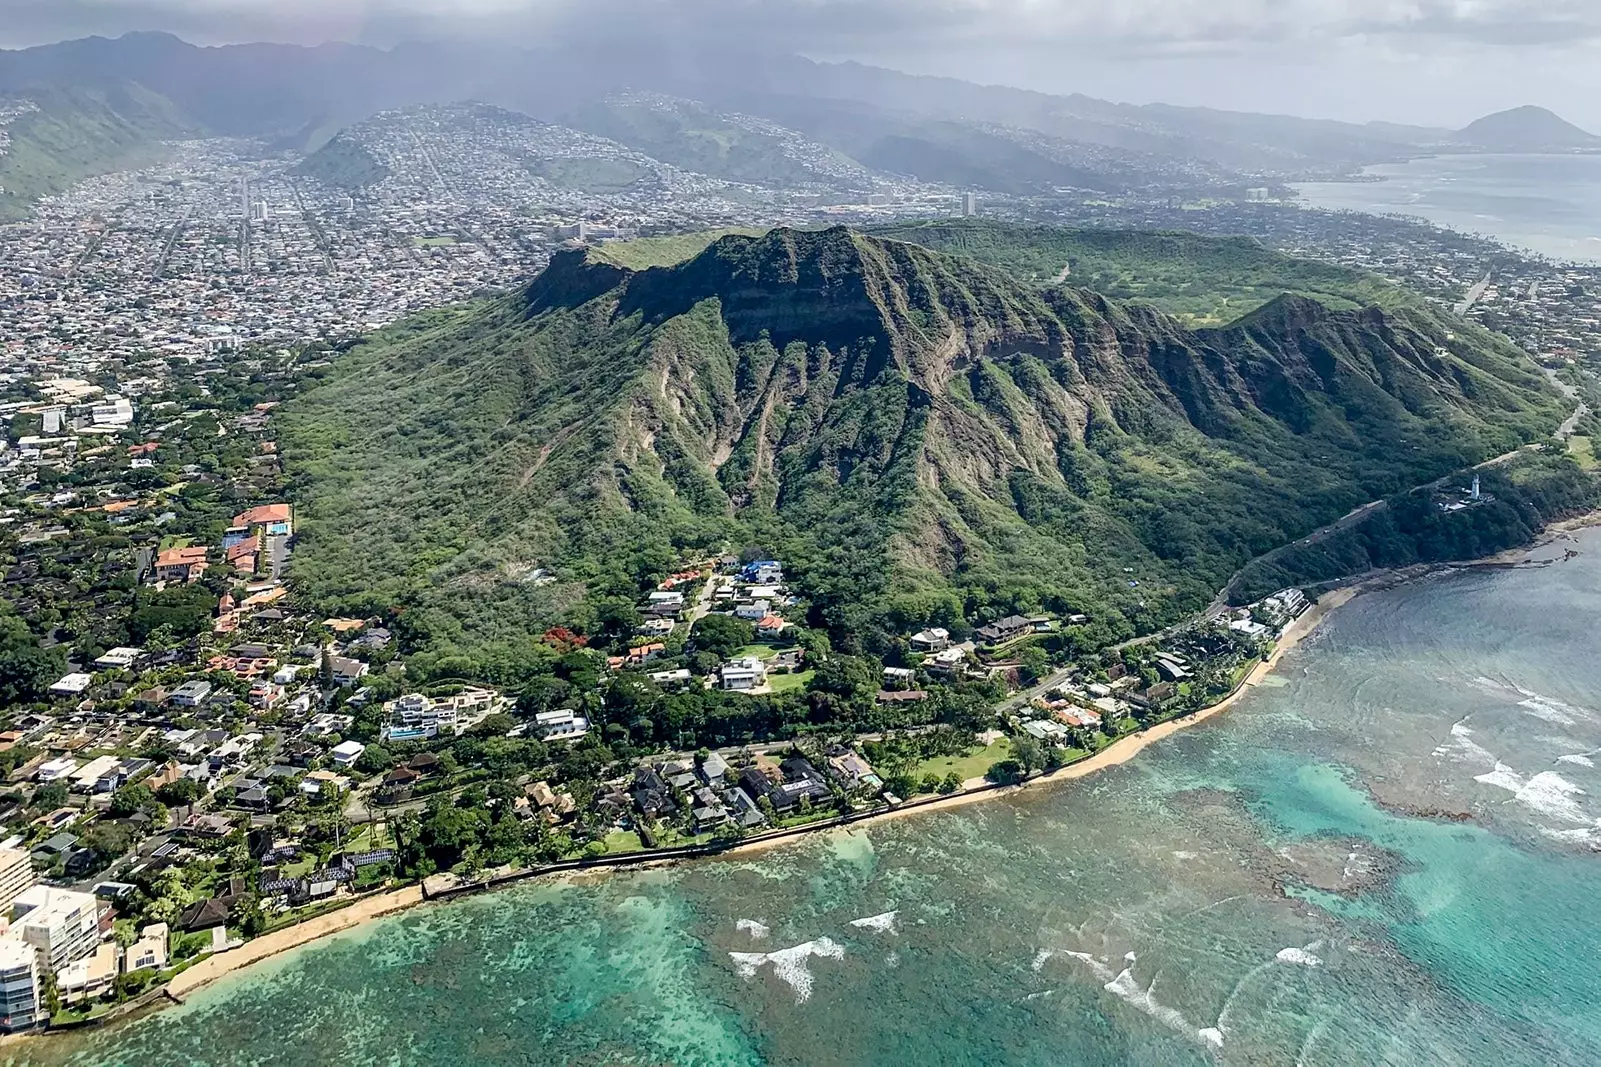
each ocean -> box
[1292,154,1601,264]
[14,529,1601,1067]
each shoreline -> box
[41,520,1598,1022]
[107,585,1365,1010]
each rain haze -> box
[2,0,1599,125]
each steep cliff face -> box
[283,226,1566,649]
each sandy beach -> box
[163,886,424,1000]
[70,583,1367,1012]
[863,584,1360,826]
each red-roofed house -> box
[757,615,786,638]
[233,503,293,537]
[155,546,209,583]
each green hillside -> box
[565,95,862,189]
[281,226,1568,669]
[874,219,1402,325]
[0,84,190,221]
[290,131,389,190]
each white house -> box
[36,758,78,784]
[92,647,142,671]
[720,656,768,691]
[48,674,91,697]
[534,709,590,742]
[909,627,951,652]
[329,740,366,768]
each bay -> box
[1293,154,1601,264]
[13,529,1601,1067]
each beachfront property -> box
[9,885,103,971]
[0,938,41,1032]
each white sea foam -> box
[1276,947,1323,967]
[1537,824,1601,845]
[1434,719,1498,765]
[1473,762,1526,793]
[849,911,899,934]
[1063,950,1116,983]
[729,937,845,1003]
[1515,772,1589,823]
[1171,850,1199,860]
[735,919,770,940]
[1031,949,1055,972]
[1557,754,1596,768]
[1066,952,1222,1048]
[1517,698,1578,726]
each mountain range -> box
[277,223,1567,661]
[0,32,1595,210]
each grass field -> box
[767,670,815,693]
[412,235,459,247]
[1569,435,1596,470]
[735,644,781,661]
[913,738,1013,783]
[601,829,644,854]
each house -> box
[124,923,169,973]
[732,600,770,622]
[329,740,366,768]
[883,666,916,688]
[93,647,142,671]
[327,656,367,688]
[36,757,78,784]
[643,590,685,617]
[698,751,730,787]
[637,617,677,639]
[726,786,766,828]
[721,656,767,691]
[976,615,1033,645]
[828,751,882,791]
[876,689,928,704]
[300,770,350,797]
[233,503,293,538]
[909,627,951,652]
[534,708,589,742]
[649,668,693,689]
[176,896,230,933]
[741,560,783,584]
[48,673,91,697]
[925,648,969,675]
[248,681,285,709]
[756,615,786,639]
[631,767,677,818]
[168,680,213,707]
[154,545,209,584]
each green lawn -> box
[1569,435,1596,470]
[767,670,814,693]
[412,235,458,247]
[601,829,644,854]
[913,738,1013,784]
[735,644,781,661]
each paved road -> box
[1453,270,1493,316]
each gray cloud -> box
[1,0,1598,127]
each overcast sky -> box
[3,0,1599,128]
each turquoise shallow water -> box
[16,532,1601,1066]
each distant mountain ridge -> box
[0,31,1504,193]
[1456,106,1599,152]
[278,224,1566,657]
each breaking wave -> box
[735,919,770,940]
[849,911,899,934]
[730,937,845,1003]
